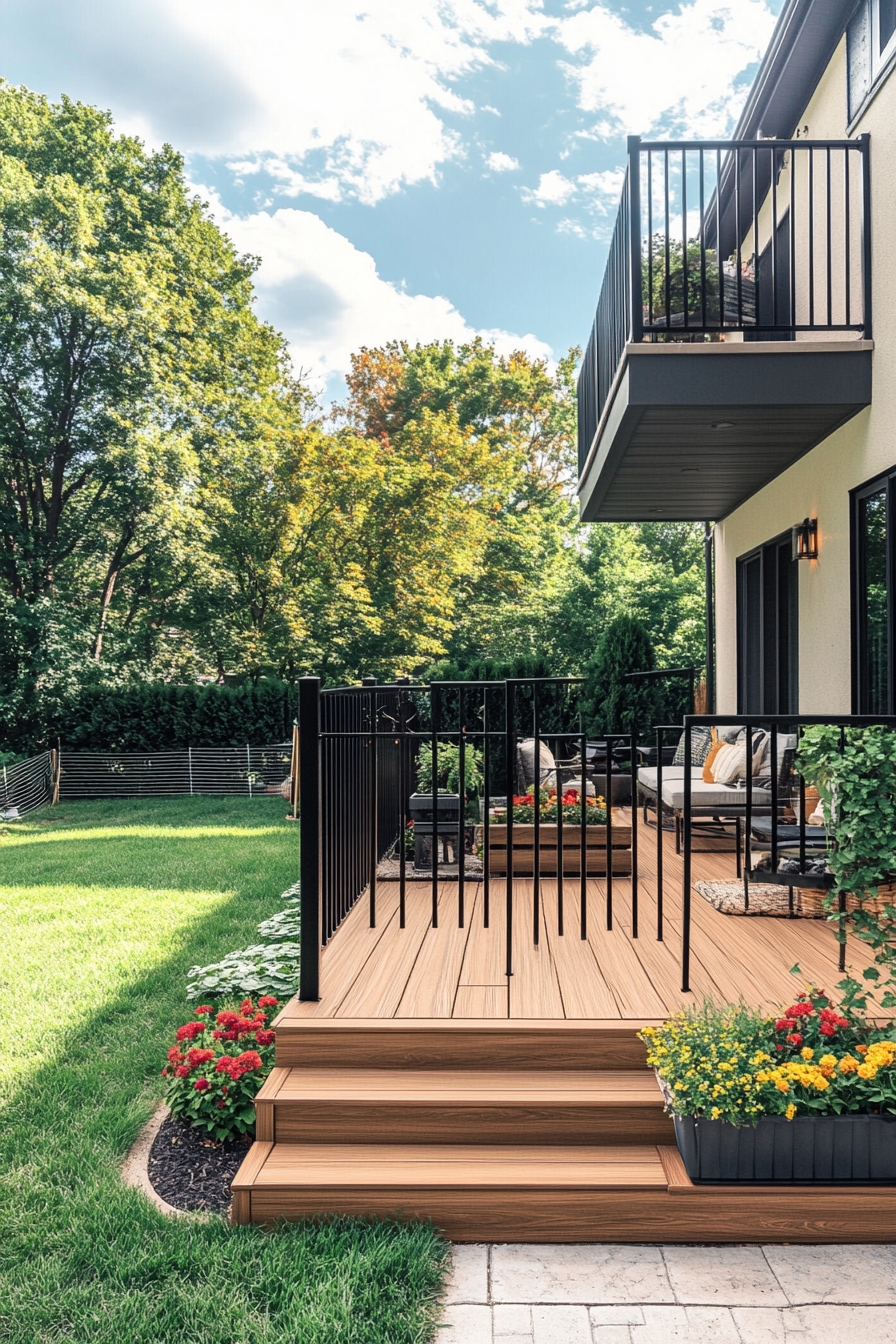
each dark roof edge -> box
[733,0,858,141]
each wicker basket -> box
[800,882,896,918]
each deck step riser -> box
[259,1101,674,1147]
[274,1029,650,1071]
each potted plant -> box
[409,742,484,868]
[641,990,896,1182]
[484,788,632,877]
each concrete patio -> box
[441,1241,896,1342]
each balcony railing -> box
[577,135,872,476]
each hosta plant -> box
[162,997,278,1141]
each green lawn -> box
[0,796,448,1344]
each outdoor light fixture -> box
[792,516,818,561]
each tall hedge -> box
[47,679,295,752]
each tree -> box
[0,83,288,737]
[582,614,661,737]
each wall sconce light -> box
[792,517,818,561]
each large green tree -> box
[0,83,289,734]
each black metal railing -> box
[297,675,641,1001]
[578,135,872,476]
[671,714,896,997]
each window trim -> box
[850,466,896,714]
[873,0,896,75]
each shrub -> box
[581,614,661,737]
[162,998,279,1140]
[187,882,301,1001]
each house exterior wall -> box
[715,36,896,713]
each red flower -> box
[176,1021,206,1042]
[785,1003,813,1018]
[255,1030,275,1046]
[187,1048,215,1067]
[195,1005,214,1015]
[258,996,279,1008]
[175,1065,190,1078]
[216,1011,239,1028]
[161,1068,168,1076]
[212,1030,224,1039]
[168,1046,186,1064]
[774,1019,793,1032]
[820,1022,836,1037]
[215,1056,236,1074]
[235,1050,263,1070]
[194,1077,210,1091]
[786,1033,803,1046]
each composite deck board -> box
[457,879,507,989]
[396,886,477,1017]
[536,884,620,1019]
[509,880,565,1019]
[337,882,433,1018]
[452,985,508,1018]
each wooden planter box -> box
[673,1111,896,1183]
[480,815,632,877]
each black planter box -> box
[408,792,460,824]
[673,1112,896,1183]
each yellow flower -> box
[819,1055,837,1069]
[857,1063,878,1080]
[839,1055,858,1074]
[785,1103,797,1120]
[775,1080,790,1093]
[801,1047,814,1061]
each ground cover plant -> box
[0,795,448,1343]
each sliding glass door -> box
[737,532,799,714]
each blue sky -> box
[1,0,783,398]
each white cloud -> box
[556,0,777,139]
[522,170,578,207]
[577,167,626,211]
[200,193,551,384]
[485,151,521,172]
[170,0,549,203]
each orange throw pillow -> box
[702,740,725,783]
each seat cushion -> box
[638,766,701,794]
[661,778,772,810]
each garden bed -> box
[148,1111,252,1213]
[482,817,632,876]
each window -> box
[876,0,896,69]
[852,470,896,713]
[736,532,799,715]
[848,0,896,122]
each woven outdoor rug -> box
[695,880,822,918]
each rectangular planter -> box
[481,817,632,877]
[674,1112,896,1183]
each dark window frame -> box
[850,466,896,714]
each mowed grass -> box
[0,797,448,1344]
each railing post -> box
[299,676,322,1001]
[860,133,872,341]
[628,135,643,343]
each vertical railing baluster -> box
[533,681,541,946]
[557,715,564,938]
[681,720,692,994]
[399,687,407,929]
[826,145,833,328]
[664,148,671,333]
[580,714,587,939]
[629,136,643,342]
[656,726,664,941]
[808,146,815,327]
[432,682,439,928]
[458,685,466,929]
[717,146,724,328]
[682,146,688,330]
[606,734,614,930]
[483,688,490,928]
[505,679,516,977]
[745,726,753,912]
[735,146,743,323]
[860,134,872,340]
[630,731,638,939]
[699,147,706,328]
[752,145,759,331]
[299,676,321,1002]
[844,146,851,327]
[771,144,778,329]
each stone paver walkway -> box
[441,1243,896,1342]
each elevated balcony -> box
[577,137,873,522]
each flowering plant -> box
[640,988,896,1125]
[161,997,278,1141]
[493,789,607,826]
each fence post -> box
[628,135,643,343]
[188,746,194,796]
[246,743,252,797]
[299,677,322,1001]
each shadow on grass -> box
[0,869,448,1343]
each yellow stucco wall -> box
[715,37,896,713]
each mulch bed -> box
[147,1111,252,1213]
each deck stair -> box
[231,1017,896,1241]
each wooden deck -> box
[285,816,876,1023]
[232,820,896,1241]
